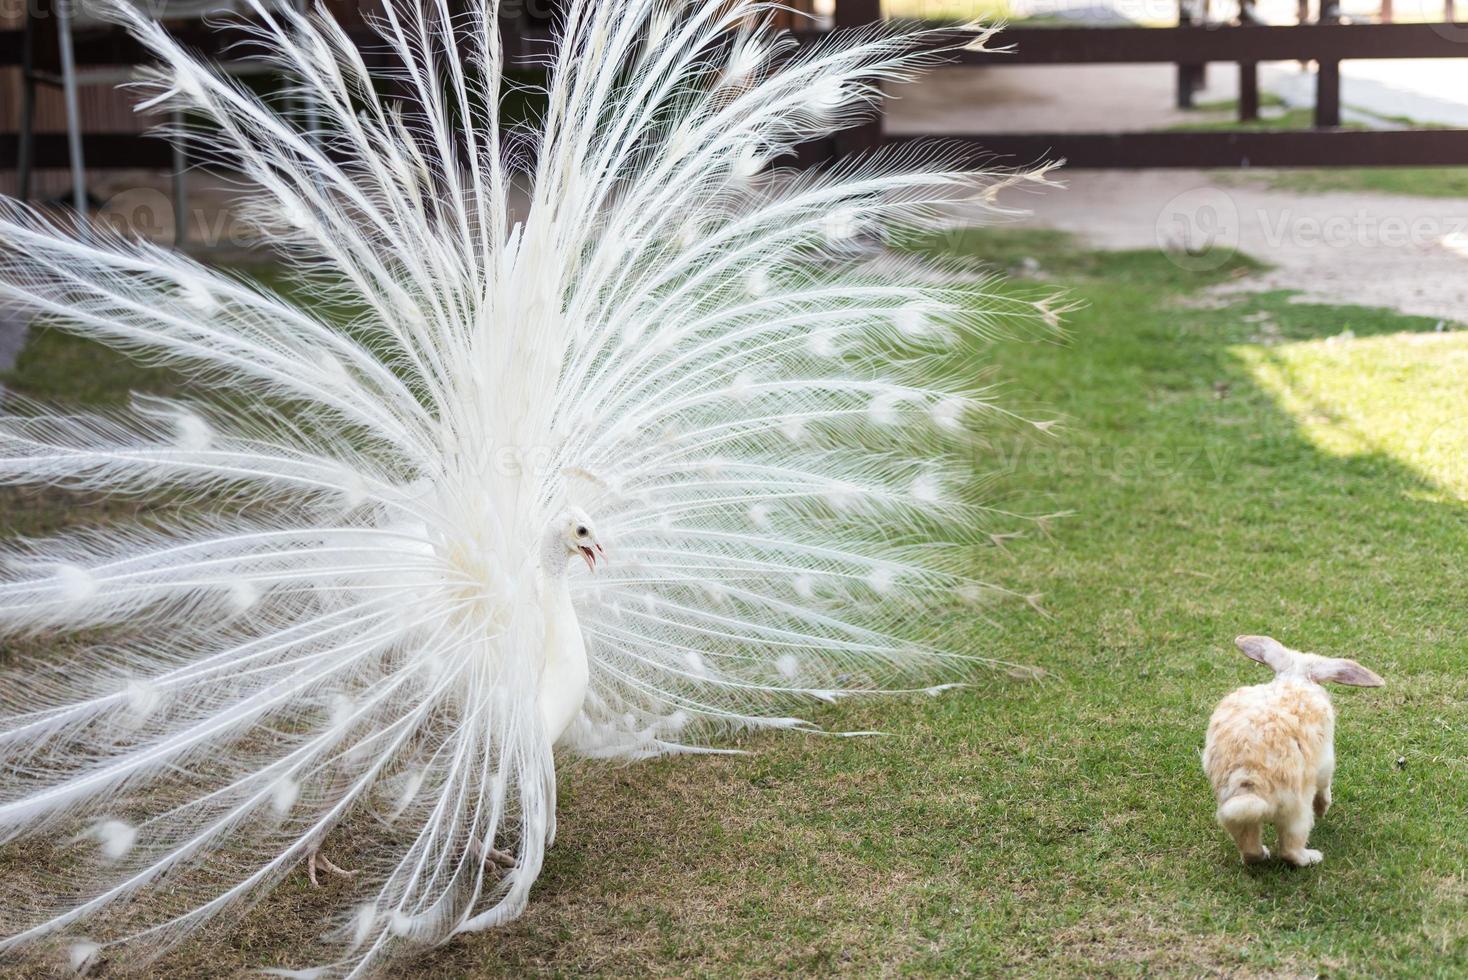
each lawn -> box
[1164,97,1468,199]
[3,230,1466,976]
[1230,167,1468,201]
[884,0,1015,22]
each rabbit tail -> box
[1217,792,1271,830]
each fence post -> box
[835,0,884,154]
[1177,0,1199,108]
[1315,0,1342,127]
[1239,0,1259,121]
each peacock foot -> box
[471,838,517,870]
[306,847,361,887]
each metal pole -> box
[54,0,89,219]
[173,108,188,247]
[17,6,38,201]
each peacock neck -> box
[539,524,571,580]
[534,521,590,745]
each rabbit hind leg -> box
[1279,804,1322,867]
[1228,820,1270,864]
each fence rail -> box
[0,22,553,69]
[843,0,1468,168]
[954,22,1468,63]
[4,6,1468,172]
[900,130,1468,168]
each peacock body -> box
[0,0,1056,974]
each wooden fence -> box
[4,0,1468,173]
[839,0,1468,168]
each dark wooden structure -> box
[3,0,1468,174]
[846,0,1468,169]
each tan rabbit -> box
[1203,635,1384,867]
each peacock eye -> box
[576,526,588,537]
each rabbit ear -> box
[1235,635,1294,673]
[1310,658,1385,687]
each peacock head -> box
[556,507,606,572]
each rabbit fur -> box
[1203,635,1384,867]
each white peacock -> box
[0,0,1059,974]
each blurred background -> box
[5,0,1468,203]
[2,0,1468,317]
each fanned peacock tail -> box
[0,0,1062,974]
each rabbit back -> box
[1204,680,1335,811]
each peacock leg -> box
[471,838,517,870]
[306,847,361,887]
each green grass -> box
[4,232,1468,976]
[1193,94,1288,114]
[883,0,1015,21]
[1174,97,1447,137]
[1168,106,1366,133]
[1166,106,1468,199]
[882,0,1151,26]
[1224,166,1468,200]
[1168,99,1468,199]
[1239,329,1468,502]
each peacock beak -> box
[579,546,598,571]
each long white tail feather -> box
[0,0,1058,973]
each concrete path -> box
[889,16,1468,324]
[887,64,1240,135]
[888,58,1468,137]
[1001,169,1468,323]
[892,0,1468,133]
[1264,60,1468,129]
